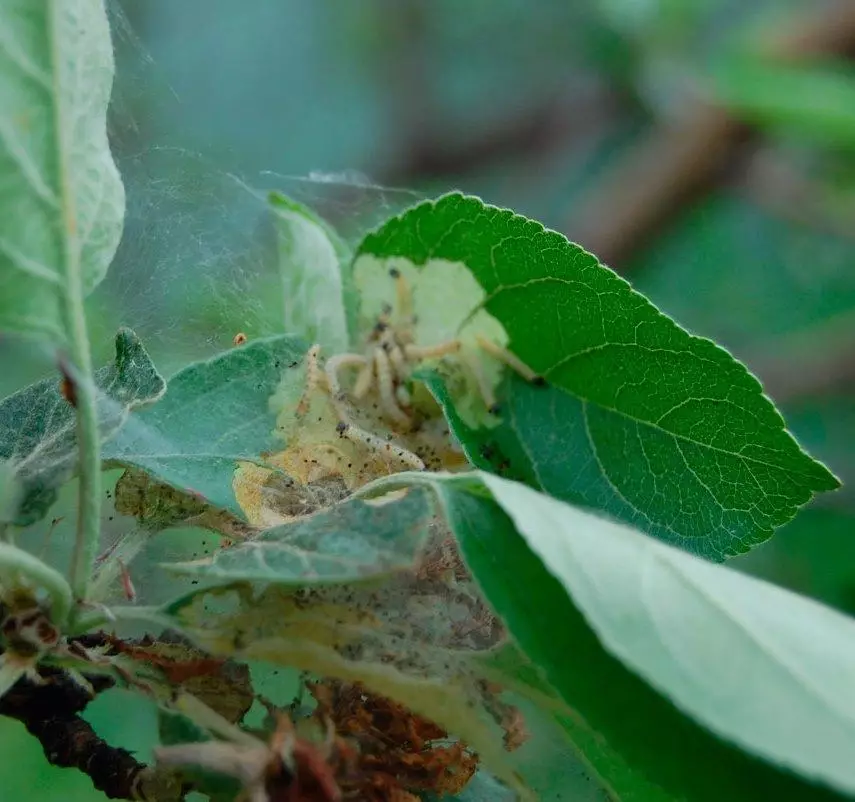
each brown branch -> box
[739,147,855,241]
[384,87,621,183]
[0,635,190,801]
[566,1,855,269]
[0,665,147,800]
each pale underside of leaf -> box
[471,471,855,797]
[269,191,350,353]
[0,0,125,341]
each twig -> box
[567,1,855,268]
[0,665,143,799]
[739,147,855,241]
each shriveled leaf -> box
[0,328,164,525]
[103,334,307,519]
[167,486,437,585]
[416,470,851,800]
[112,468,250,541]
[357,193,838,559]
[157,486,532,797]
[165,580,527,798]
[0,0,124,342]
[269,191,350,352]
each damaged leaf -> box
[103,334,307,519]
[357,193,839,559]
[0,328,164,525]
[167,486,437,586]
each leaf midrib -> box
[452,280,822,483]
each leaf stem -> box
[48,3,103,605]
[0,541,73,627]
[65,337,102,604]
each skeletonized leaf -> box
[356,193,839,559]
[157,484,536,798]
[0,0,124,342]
[167,486,437,585]
[102,335,308,519]
[0,328,164,525]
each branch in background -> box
[740,147,855,241]
[0,636,188,801]
[566,1,855,269]
[384,87,622,184]
[373,0,623,184]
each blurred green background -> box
[3,0,855,798]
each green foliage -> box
[102,334,305,518]
[0,329,163,526]
[714,59,855,149]
[1,6,851,800]
[0,0,124,343]
[428,471,855,799]
[166,485,436,585]
[358,193,838,559]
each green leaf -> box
[424,471,852,800]
[507,696,611,802]
[102,334,307,519]
[0,0,124,342]
[476,643,667,801]
[268,192,351,351]
[356,193,839,559]
[714,58,855,149]
[0,328,164,525]
[167,485,436,585]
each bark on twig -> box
[0,665,145,799]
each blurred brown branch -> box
[740,147,855,241]
[374,0,622,184]
[566,1,855,270]
[387,89,619,182]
